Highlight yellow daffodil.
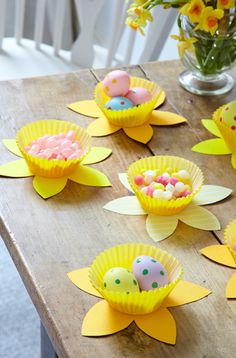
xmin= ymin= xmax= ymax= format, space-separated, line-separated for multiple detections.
xmin=126 ymin=5 xmax=153 ymax=34
xmin=194 ymin=7 xmax=224 ymax=35
xmin=217 ymin=0 xmax=235 ymax=10
xmin=171 ymin=33 xmax=197 ymax=58
xmin=180 ymin=0 xmax=205 ymax=23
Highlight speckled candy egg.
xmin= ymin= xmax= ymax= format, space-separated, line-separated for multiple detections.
xmin=125 ymin=87 xmax=152 ymax=106
xmin=103 ymin=267 xmax=140 ymax=293
xmin=105 ymin=96 xmax=134 ymax=111
xmin=102 ymin=70 xmax=130 ymax=97
xmin=132 ymin=256 xmax=169 ymax=291
xmin=220 ymin=101 xmax=236 ymax=130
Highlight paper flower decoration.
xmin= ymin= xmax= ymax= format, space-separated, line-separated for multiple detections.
xmin=68 ymin=243 xmax=211 ymax=344
xmin=201 ymin=220 xmax=236 ymax=299
xmin=67 ymin=77 xmax=187 ymax=144
xmin=0 ymin=120 xmax=112 ymax=199
xmin=192 ymin=103 xmax=236 ymax=170
xmin=104 ymin=156 xmax=232 ymax=241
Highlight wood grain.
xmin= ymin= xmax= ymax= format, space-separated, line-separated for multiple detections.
xmin=0 ymin=62 xmax=236 ymax=357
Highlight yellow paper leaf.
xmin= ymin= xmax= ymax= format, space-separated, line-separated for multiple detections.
xmin=192 ymin=185 xmax=232 ymax=206
xmin=178 ymin=204 xmax=220 ymax=231
xmin=123 ymin=123 xmax=153 ymax=144
xmin=118 ymin=173 xmax=134 ymax=193
xmin=68 ymin=165 xmax=111 ymax=187
xmin=33 ymin=175 xmax=68 ymax=199
xmin=146 ymin=214 xmax=178 ymax=242
xmin=104 ymin=196 xmax=146 ymax=215
xmin=67 ymin=100 xmax=102 ymax=118
xmin=87 ymin=117 xmax=121 ymax=136
xmin=135 ymin=307 xmax=176 ymax=344
xmin=81 ymin=147 xmax=112 ymax=165
xmin=192 ymin=138 xmax=231 ymax=155
xmin=67 ymin=268 xmax=102 ymax=298
xmin=3 ymin=139 xmax=22 ymax=157
xmin=154 ymin=89 xmax=166 ymax=108
xmin=226 ymin=272 xmax=236 ymax=298
xmin=164 ymin=281 xmax=211 ymax=308
xmin=201 ymin=119 xmax=222 ymax=138
xmin=82 ymin=300 xmax=133 ymax=336
xmin=200 ymin=245 xmax=236 ymax=268
xmin=148 ymin=110 xmax=187 ymax=126
xmin=0 ymin=159 xmax=33 ymax=177
xmin=231 ymin=153 xmax=236 ymax=170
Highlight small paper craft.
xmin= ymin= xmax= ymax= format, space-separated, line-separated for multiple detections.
xmin=201 ymin=220 xmax=236 ymax=299
xmin=67 ymin=77 xmax=187 ymax=144
xmin=104 ymin=155 xmax=232 ymax=242
xmin=0 ymin=120 xmax=112 ymax=199
xmin=68 ymin=243 xmax=211 ymax=344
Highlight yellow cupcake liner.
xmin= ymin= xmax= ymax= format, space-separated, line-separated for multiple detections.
xmin=94 ymin=77 xmax=162 ymax=128
xmin=16 ymin=119 xmax=92 ymax=178
xmin=89 ymin=243 xmax=183 ymax=315
xmin=224 ymin=219 xmax=236 ymax=262
xmin=127 ymin=156 xmax=204 ymax=216
xmin=214 ymin=105 xmax=236 ymax=153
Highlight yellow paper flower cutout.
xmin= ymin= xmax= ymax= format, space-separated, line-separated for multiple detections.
xmin=67 ymin=81 xmax=187 ymax=144
xmin=104 ymin=172 xmax=232 ymax=242
xmin=0 ymin=122 xmax=112 ymax=199
xmin=200 ymin=220 xmax=236 ymax=298
xmin=68 ymin=243 xmax=211 ymax=344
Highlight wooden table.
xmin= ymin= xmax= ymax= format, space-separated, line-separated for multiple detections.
xmin=1 ymin=60 xmax=236 ymax=358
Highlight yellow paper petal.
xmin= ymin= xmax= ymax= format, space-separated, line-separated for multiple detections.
xmin=192 ymin=185 xmax=232 ymax=206
xmin=67 ymin=268 xmax=102 ymax=298
xmin=148 ymin=110 xmax=187 ymax=126
xmin=123 ymin=123 xmax=153 ymax=144
xmin=200 ymin=245 xmax=236 ymax=268
xmin=164 ymin=281 xmax=211 ymax=308
xmin=178 ymin=204 xmax=220 ymax=230
xmin=67 ymin=100 xmax=102 ymax=118
xmin=104 ymin=196 xmax=146 ymax=215
xmin=82 ymin=300 xmax=133 ymax=336
xmin=0 ymin=159 xmax=33 ymax=177
xmin=201 ymin=119 xmax=222 ymax=138
xmin=3 ymin=139 xmax=22 ymax=157
xmin=33 ymin=175 xmax=68 ymax=199
xmin=146 ymin=214 xmax=178 ymax=241
xmin=231 ymin=153 xmax=236 ymax=170
xmin=154 ymin=90 xmax=166 ymax=108
xmin=135 ymin=307 xmax=176 ymax=344
xmin=81 ymin=147 xmax=112 ymax=165
xmin=87 ymin=117 xmax=121 ymax=137
xmin=226 ymin=273 xmax=236 ymax=298
xmin=192 ymin=138 xmax=232 ymax=155
xmin=68 ymin=165 xmax=111 ymax=187
xmin=118 ymin=173 xmax=134 ymax=193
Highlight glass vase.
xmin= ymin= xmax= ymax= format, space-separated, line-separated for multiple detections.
xmin=179 ymin=13 xmax=236 ymax=96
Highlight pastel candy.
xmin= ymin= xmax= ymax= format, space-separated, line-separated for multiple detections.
xmin=126 ymin=87 xmax=152 ymax=106
xmin=220 ymin=101 xmax=236 ymax=130
xmin=102 ymin=70 xmax=130 ymax=97
xmin=105 ymin=96 xmax=133 ymax=111
xmin=103 ymin=267 xmax=140 ymax=293
xmin=132 ymin=256 xmax=169 ymax=291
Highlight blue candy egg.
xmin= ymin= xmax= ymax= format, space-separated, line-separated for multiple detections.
xmin=105 ymin=96 xmax=134 ymax=111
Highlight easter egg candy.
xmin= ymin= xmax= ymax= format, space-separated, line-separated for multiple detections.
xmin=125 ymin=87 xmax=152 ymax=106
xmin=221 ymin=101 xmax=236 ymax=130
xmin=132 ymin=256 xmax=169 ymax=291
xmin=102 ymin=70 xmax=130 ymax=97
xmin=103 ymin=267 xmax=140 ymax=293
xmin=105 ymin=96 xmax=134 ymax=111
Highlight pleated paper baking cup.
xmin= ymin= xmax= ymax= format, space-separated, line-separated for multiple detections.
xmin=94 ymin=77 xmax=162 ymax=128
xmin=89 ymin=243 xmax=183 ymax=315
xmin=214 ymin=105 xmax=236 ymax=152
xmin=127 ymin=156 xmax=203 ymax=215
xmin=16 ymin=120 xmax=91 ymax=178
xmin=224 ymin=219 xmax=236 ymax=262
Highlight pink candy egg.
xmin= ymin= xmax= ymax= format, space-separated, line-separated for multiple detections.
xmin=132 ymin=256 xmax=169 ymax=291
xmin=102 ymin=70 xmax=130 ymax=97
xmin=125 ymin=87 xmax=152 ymax=106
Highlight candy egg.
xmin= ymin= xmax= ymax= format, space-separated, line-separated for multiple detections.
xmin=132 ymin=256 xmax=168 ymax=291
xmin=125 ymin=87 xmax=152 ymax=106
xmin=102 ymin=70 xmax=130 ymax=97
xmin=103 ymin=267 xmax=140 ymax=293
xmin=220 ymin=101 xmax=236 ymax=130
xmin=105 ymin=96 xmax=134 ymax=111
